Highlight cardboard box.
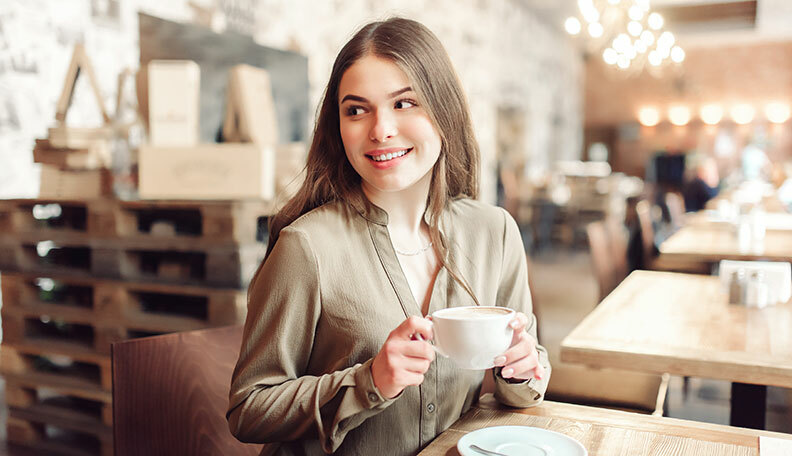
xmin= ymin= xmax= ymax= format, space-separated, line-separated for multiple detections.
xmin=39 ymin=165 xmax=113 ymax=199
xmin=138 ymin=144 xmax=274 ymax=200
xmin=147 ymin=60 xmax=200 ymax=146
xmin=34 ymin=138 xmax=111 ymax=170
xmin=223 ymin=64 xmax=278 ymax=146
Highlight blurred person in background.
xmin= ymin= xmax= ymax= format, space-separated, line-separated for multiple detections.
xmin=683 ymin=155 xmax=720 ymax=212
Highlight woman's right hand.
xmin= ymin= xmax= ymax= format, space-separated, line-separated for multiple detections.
xmin=371 ymin=316 xmax=435 ymax=399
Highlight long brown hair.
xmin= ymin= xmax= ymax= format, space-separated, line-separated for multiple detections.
xmin=260 ymin=17 xmax=481 ymax=303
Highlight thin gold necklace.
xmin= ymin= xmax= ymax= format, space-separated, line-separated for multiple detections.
xmin=395 ymin=242 xmax=433 ymax=256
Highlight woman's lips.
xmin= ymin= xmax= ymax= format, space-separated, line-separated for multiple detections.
xmin=366 ymin=147 xmax=412 ymax=169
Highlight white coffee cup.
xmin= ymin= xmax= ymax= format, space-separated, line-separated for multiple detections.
xmin=427 ymin=306 xmax=515 ymax=370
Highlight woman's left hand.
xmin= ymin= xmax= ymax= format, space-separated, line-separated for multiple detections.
xmin=493 ymin=312 xmax=545 ymax=381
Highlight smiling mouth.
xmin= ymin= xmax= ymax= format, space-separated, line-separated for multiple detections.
xmin=367 ymin=148 xmax=412 ymax=162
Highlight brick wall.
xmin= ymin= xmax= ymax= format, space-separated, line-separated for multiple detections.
xmin=0 ymin=0 xmax=583 ymax=203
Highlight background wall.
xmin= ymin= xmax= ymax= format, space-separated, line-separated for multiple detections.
xmin=0 ymin=0 xmax=584 ymax=203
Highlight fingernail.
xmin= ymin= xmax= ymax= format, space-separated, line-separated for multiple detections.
xmin=535 ymin=373 xmax=542 ymax=381
xmin=509 ymin=321 xmax=519 ymax=329
xmin=493 ymin=356 xmax=506 ymax=366
xmin=502 ymin=368 xmax=514 ymax=378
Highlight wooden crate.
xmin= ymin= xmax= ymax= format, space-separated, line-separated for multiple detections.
xmin=5 ymin=380 xmax=112 ymax=456
xmin=0 ymin=198 xmax=273 ymax=247
xmin=0 ymin=237 xmax=263 ymax=288
xmin=1 ymin=273 xmax=248 ymax=355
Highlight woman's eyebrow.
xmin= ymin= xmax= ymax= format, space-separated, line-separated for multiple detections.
xmin=340 ymin=87 xmax=413 ymax=104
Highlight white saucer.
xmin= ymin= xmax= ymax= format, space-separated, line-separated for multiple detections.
xmin=457 ymin=425 xmax=587 ymax=456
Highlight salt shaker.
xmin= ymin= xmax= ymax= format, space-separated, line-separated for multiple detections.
xmin=745 ymin=270 xmax=769 ymax=309
xmin=729 ymin=270 xmax=743 ymax=304
xmin=728 ymin=270 xmax=744 ymax=305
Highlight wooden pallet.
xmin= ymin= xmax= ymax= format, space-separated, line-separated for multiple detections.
xmin=1 ymin=272 xmax=248 ymax=355
xmin=5 ymin=379 xmax=112 ymax=456
xmin=0 ymin=198 xmax=274 ymax=247
xmin=0 ymin=237 xmax=264 ymax=288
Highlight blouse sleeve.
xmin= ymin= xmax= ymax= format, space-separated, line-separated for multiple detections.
xmin=492 ymin=208 xmax=552 ymax=407
xmin=227 ymin=227 xmax=397 ymax=452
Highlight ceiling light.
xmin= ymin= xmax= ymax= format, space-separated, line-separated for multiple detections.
xmin=700 ymin=104 xmax=723 ymax=125
xmin=638 ymin=107 xmax=660 ymax=126
xmin=765 ymin=102 xmax=791 ymax=123
xmin=669 ymin=106 xmax=691 ymax=126
xmin=731 ymin=104 xmax=755 ymax=125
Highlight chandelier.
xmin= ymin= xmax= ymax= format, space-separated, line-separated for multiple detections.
xmin=564 ymin=0 xmax=685 ymax=73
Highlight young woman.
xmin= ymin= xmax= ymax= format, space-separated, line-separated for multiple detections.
xmin=228 ymin=17 xmax=550 ymax=455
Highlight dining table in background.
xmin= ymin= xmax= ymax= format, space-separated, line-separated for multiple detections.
xmin=560 ymin=270 xmax=792 ymax=430
xmin=419 ymin=395 xmax=792 ymax=455
xmin=658 ymin=223 xmax=792 ymax=266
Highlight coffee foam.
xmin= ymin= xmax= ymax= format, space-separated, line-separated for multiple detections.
xmin=437 ymin=306 xmax=512 ymax=319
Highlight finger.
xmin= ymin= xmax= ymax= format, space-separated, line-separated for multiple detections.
xmin=401 ymin=340 xmax=435 ymax=361
xmin=508 ymin=312 xmax=530 ymax=332
xmin=393 ymin=316 xmax=433 ymax=340
xmin=399 ymin=356 xmax=433 ymax=374
xmin=495 ymin=332 xmax=535 ymax=366
xmin=501 ymin=351 xmax=540 ymax=379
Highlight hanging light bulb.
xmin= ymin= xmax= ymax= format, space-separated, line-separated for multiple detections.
xmin=670 ymin=46 xmax=685 ymax=63
xmin=565 ymin=17 xmax=582 ymax=35
xmin=657 ymin=31 xmax=675 ymax=49
xmin=588 ymin=22 xmax=604 ymax=38
xmin=640 ymin=30 xmax=655 ymax=46
xmin=603 ymin=48 xmax=618 ymax=65
xmin=628 ymin=5 xmax=644 ymax=21
xmin=648 ymin=12 xmax=664 ymax=30
xmin=648 ymin=50 xmax=662 ymax=66
xmin=627 ymin=21 xmax=643 ymax=37
xmin=613 ymin=33 xmax=631 ymax=53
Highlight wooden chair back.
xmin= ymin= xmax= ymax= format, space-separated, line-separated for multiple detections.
xmin=112 ymin=326 xmax=263 ymax=456
xmin=605 ymin=219 xmax=629 ymax=284
xmin=665 ymin=191 xmax=686 ymax=228
xmin=636 ymin=200 xmax=656 ymax=267
xmin=586 ymin=221 xmax=615 ymax=301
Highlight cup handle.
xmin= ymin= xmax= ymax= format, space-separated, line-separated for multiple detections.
xmin=414 ymin=326 xmax=447 ymax=358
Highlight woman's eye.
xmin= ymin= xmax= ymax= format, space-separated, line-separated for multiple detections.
xmin=395 ymin=99 xmax=416 ymax=109
xmin=346 ymin=106 xmax=365 ymax=116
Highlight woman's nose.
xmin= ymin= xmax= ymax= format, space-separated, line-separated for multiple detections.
xmin=369 ymin=110 xmax=397 ymax=143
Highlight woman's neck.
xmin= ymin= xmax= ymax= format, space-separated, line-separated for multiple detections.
xmin=361 ymin=174 xmax=432 ymax=243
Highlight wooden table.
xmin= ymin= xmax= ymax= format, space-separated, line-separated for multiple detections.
xmin=419 ymin=396 xmax=792 ymax=455
xmin=560 ymin=270 xmax=792 ymax=429
xmin=659 ymin=224 xmax=792 ymax=264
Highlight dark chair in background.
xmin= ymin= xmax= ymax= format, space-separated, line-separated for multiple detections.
xmin=112 ymin=326 xmax=263 ymax=456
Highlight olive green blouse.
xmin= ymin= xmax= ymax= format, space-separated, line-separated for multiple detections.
xmin=227 ymin=198 xmax=551 ymax=455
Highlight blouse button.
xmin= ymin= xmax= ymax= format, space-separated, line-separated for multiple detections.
xmin=368 ymin=392 xmax=379 ymax=402
xmin=427 ymin=403 xmax=435 ymax=413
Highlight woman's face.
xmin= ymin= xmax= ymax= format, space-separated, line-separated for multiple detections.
xmin=338 ymin=54 xmax=442 ymax=196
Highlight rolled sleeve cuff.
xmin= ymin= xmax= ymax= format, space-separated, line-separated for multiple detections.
xmin=355 ymin=358 xmax=401 ymax=410
xmin=493 ymin=363 xmax=551 ymax=408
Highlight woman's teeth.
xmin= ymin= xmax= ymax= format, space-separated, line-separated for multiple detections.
xmin=371 ymin=149 xmax=409 ymax=162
